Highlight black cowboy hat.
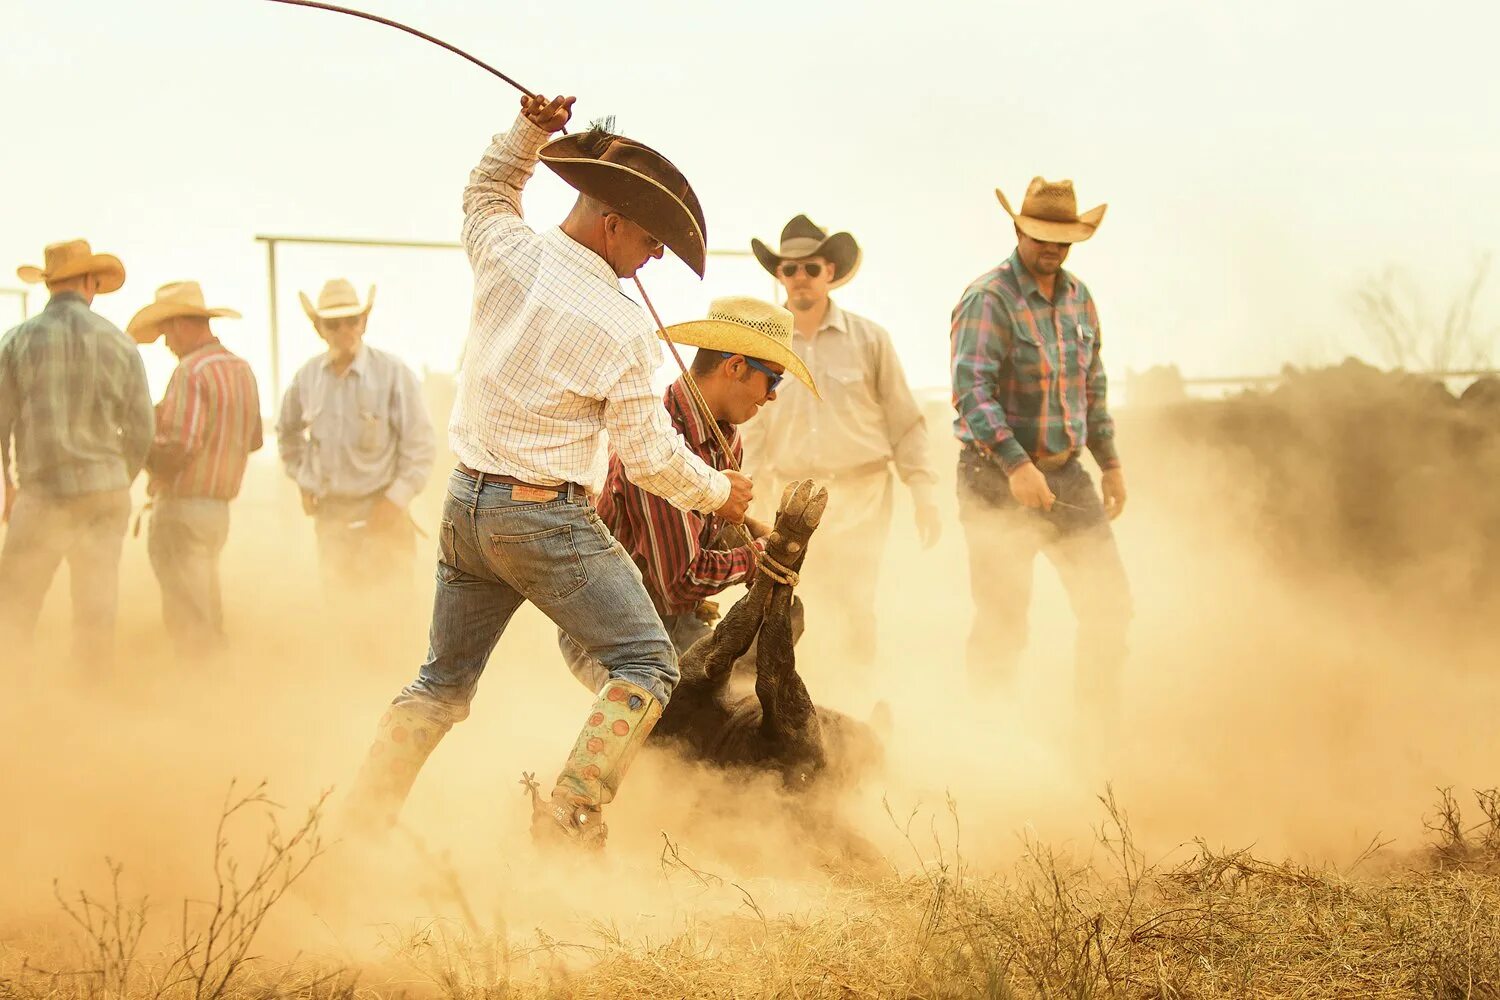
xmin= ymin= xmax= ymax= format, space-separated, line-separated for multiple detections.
xmin=540 ymin=125 xmax=708 ymax=277
xmin=750 ymin=214 xmax=861 ymax=289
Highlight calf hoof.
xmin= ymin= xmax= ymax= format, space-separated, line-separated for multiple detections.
xmin=770 ymin=481 xmax=830 ymax=562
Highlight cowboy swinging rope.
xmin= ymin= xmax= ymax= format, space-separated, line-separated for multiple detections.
xmin=264 ymin=0 xmax=800 ymax=589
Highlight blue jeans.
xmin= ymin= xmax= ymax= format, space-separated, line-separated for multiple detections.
xmin=391 ymin=470 xmax=679 ymax=729
xmin=559 ymin=610 xmax=712 ymax=694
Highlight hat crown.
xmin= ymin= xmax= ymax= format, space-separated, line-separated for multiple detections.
xmin=318 ymin=278 xmax=361 ymax=312
xmin=705 ymin=296 xmax=795 ymax=353
xmin=43 ymin=239 xmax=94 ymax=272
xmin=154 ymin=281 xmax=208 ymax=309
xmin=779 ymin=214 xmax=828 ymax=246
xmin=1021 ymin=177 xmax=1083 ymax=223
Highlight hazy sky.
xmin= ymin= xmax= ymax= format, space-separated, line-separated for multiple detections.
xmin=3 ymin=0 xmax=1497 ymax=401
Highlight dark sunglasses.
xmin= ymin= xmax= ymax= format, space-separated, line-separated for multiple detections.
xmin=719 ymin=351 xmax=784 ymax=392
xmin=778 ymin=261 xmax=823 ymax=279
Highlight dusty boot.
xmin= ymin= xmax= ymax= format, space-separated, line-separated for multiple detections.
xmin=528 ymin=678 xmax=663 ymax=850
xmin=341 ymin=704 xmax=447 ymax=835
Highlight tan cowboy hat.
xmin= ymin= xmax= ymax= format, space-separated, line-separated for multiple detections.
xmin=751 ymin=215 xmax=861 ymax=289
xmin=661 ymin=296 xmax=819 ymax=397
xmin=17 ymin=239 xmax=125 ymax=294
xmin=540 ymin=124 xmax=708 ymax=277
xmin=299 ymin=278 xmax=375 ymax=321
xmin=996 ymin=178 xmax=1107 ymax=244
xmin=128 ymin=281 xmax=241 ymax=344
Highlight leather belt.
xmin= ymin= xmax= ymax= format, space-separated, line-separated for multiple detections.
xmin=455 ymin=463 xmax=589 ymax=501
xmin=1032 ymin=451 xmax=1076 ymax=473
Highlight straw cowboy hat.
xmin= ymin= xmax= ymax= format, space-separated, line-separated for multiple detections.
xmin=299 ymin=278 xmax=375 ymax=322
xmin=16 ymin=239 xmax=125 ymax=294
xmin=128 ymin=281 xmax=241 ymax=344
xmin=540 ymin=123 xmax=708 ymax=277
xmin=751 ymin=215 xmax=861 ymax=289
xmin=996 ymin=177 xmax=1107 ymax=244
xmin=661 ymin=296 xmax=819 ymax=397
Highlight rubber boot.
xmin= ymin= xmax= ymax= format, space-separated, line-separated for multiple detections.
xmin=528 ymin=678 xmax=663 ymax=850
xmin=342 ymin=703 xmax=447 ymax=835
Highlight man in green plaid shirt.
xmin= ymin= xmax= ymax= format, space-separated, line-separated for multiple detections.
xmin=0 ymin=240 xmax=154 ymax=673
xmin=949 ymin=180 xmax=1131 ymax=741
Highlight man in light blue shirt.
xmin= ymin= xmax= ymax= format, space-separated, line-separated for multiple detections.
xmin=276 ymin=279 xmax=435 ymax=594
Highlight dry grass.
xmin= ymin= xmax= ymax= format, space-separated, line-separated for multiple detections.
xmin=7 ymin=787 xmax=1500 ymax=999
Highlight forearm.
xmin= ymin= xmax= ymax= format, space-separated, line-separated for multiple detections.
xmin=669 ymin=542 xmax=759 ymax=607
xmin=461 ymin=113 xmax=549 ymax=248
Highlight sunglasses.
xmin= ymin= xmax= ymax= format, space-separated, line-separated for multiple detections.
xmin=719 ymin=352 xmax=784 ymax=392
xmin=778 ymin=261 xmax=823 ymax=279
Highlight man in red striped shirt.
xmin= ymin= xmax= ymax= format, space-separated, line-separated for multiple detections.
xmin=561 ymin=296 xmax=819 ymax=690
xmin=129 ymin=282 xmax=263 ymax=657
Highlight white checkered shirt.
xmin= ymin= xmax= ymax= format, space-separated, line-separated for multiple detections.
xmin=452 ymin=114 xmax=729 ymax=514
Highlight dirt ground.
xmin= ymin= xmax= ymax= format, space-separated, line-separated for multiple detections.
xmin=2 ymin=380 xmax=1498 ymax=997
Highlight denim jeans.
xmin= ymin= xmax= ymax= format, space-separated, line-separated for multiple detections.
xmin=147 ymin=496 xmax=230 ymax=657
xmin=0 ymin=487 xmax=131 ymax=669
xmin=312 ymin=493 xmax=415 ymax=598
xmin=391 ymin=470 xmax=679 ymax=730
xmin=559 ymin=609 xmax=711 ymax=695
xmin=956 ymin=448 xmax=1132 ymax=704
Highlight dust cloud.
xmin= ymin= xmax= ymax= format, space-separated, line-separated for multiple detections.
xmin=2 ymin=380 xmax=1497 ymax=972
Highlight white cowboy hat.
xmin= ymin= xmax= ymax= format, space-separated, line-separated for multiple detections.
xmin=299 ymin=278 xmax=376 ymax=321
xmin=661 ymin=296 xmax=819 ymax=397
xmin=127 ymin=281 xmax=241 ymax=344
xmin=17 ymin=239 xmax=125 ymax=294
xmin=996 ymin=177 xmax=1107 ymax=244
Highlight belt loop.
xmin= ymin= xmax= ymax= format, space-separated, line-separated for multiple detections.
xmin=471 ymin=471 xmax=484 ymax=514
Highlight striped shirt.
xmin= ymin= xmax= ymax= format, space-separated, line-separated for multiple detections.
xmin=950 ymin=249 xmax=1119 ymax=472
xmin=0 ymin=292 xmax=154 ymax=496
xmin=452 ymin=113 xmax=729 ymax=514
xmin=598 ymin=378 xmax=759 ymax=616
xmin=149 ymin=340 xmax=263 ymax=500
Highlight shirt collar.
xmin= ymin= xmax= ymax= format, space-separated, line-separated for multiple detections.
xmin=820 ymin=298 xmax=848 ymax=334
xmin=181 ymin=338 xmax=224 ymax=364
xmin=1007 ymin=248 xmax=1074 ymax=303
xmin=321 ymin=342 xmax=369 ymax=377
xmin=46 ymin=291 xmax=85 ymax=309
xmin=666 ymin=377 xmax=737 ymax=454
xmin=546 ymin=226 xmax=623 ymax=289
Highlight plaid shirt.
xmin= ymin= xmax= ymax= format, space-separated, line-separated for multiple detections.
xmin=0 ymin=292 xmax=154 ymax=496
xmin=598 ymin=378 xmax=759 ymax=616
xmin=950 ymin=250 xmax=1119 ymax=472
xmin=149 ymin=340 xmax=263 ymax=500
xmin=451 ymin=113 xmax=728 ymax=514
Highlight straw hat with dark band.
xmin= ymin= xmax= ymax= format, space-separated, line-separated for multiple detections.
xmin=996 ymin=177 xmax=1107 ymax=244
xmin=660 ymin=296 xmax=819 ymax=397
xmin=540 ymin=125 xmax=708 ymax=277
xmin=17 ymin=239 xmax=125 ymax=294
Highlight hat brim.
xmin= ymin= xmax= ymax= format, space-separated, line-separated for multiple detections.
xmin=751 ymin=231 xmax=862 ymax=289
xmin=299 ymin=286 xmax=376 ymax=322
xmin=127 ymin=302 xmax=241 ymax=344
xmin=660 ymin=319 xmax=819 ymax=398
xmin=995 ymin=188 xmax=1107 ymax=244
xmin=540 ymin=137 xmax=707 ymax=277
xmin=16 ymin=254 xmax=126 ymax=294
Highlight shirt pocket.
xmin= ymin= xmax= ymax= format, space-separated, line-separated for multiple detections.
xmin=356 ymin=409 xmax=390 ymax=453
xmin=827 ymin=366 xmax=874 ymax=407
xmin=1067 ymin=321 xmax=1098 ymax=380
xmin=1007 ymin=323 xmax=1051 ymax=381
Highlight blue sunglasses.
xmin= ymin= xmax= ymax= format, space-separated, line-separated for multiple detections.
xmin=719 ymin=351 xmax=784 ymax=391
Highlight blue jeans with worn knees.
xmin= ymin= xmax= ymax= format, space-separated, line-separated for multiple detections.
xmin=391 ymin=470 xmax=680 ymax=731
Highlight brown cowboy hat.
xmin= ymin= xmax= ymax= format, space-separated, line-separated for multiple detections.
xmin=128 ymin=281 xmax=241 ymax=344
xmin=540 ymin=124 xmax=708 ymax=277
xmin=751 ymin=215 xmax=861 ymax=289
xmin=17 ymin=239 xmax=125 ymax=294
xmin=996 ymin=178 xmax=1107 ymax=244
